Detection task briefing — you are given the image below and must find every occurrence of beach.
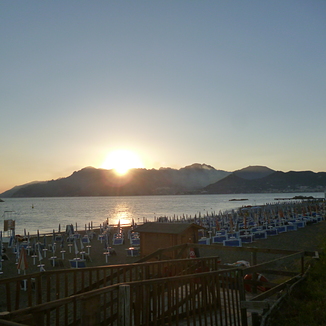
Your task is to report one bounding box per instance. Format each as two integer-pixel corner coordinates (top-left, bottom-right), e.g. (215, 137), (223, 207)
(1, 226), (141, 279)
(1, 218), (326, 280)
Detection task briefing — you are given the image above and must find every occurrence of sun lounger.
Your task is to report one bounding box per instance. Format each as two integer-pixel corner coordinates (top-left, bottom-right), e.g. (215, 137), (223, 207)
(240, 234), (254, 243)
(223, 238), (242, 247)
(130, 238), (140, 246)
(69, 259), (86, 268)
(126, 247), (140, 257)
(253, 231), (267, 240)
(286, 224), (297, 231)
(266, 228), (278, 236)
(212, 235), (227, 244)
(81, 236), (90, 243)
(198, 237), (210, 245)
(227, 232), (240, 239)
(113, 238), (124, 245)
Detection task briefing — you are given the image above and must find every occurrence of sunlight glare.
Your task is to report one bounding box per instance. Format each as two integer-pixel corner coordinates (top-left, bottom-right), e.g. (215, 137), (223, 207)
(101, 149), (144, 175)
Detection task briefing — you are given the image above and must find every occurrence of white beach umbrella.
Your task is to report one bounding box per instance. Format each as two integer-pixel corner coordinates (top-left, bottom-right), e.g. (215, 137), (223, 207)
(74, 239), (79, 257)
(17, 247), (28, 275)
(38, 243), (43, 262)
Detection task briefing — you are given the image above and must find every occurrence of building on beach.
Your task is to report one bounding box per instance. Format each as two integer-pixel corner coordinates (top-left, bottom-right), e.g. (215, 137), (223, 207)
(133, 222), (203, 259)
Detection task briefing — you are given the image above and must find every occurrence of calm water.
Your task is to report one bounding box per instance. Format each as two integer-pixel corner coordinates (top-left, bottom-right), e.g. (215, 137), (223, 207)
(0, 193), (324, 235)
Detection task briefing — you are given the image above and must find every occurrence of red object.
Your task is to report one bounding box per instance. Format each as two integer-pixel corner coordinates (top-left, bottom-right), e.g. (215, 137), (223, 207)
(244, 273), (269, 292)
(189, 248), (196, 259)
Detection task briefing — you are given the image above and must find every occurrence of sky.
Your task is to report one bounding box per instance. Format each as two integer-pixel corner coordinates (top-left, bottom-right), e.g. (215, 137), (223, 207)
(1, 1), (326, 193)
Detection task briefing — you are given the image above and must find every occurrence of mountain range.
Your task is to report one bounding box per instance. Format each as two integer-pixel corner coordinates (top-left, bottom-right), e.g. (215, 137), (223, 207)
(1, 164), (326, 198)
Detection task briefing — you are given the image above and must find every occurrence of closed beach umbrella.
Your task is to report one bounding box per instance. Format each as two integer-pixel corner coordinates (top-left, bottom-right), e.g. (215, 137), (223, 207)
(38, 244), (43, 262)
(74, 239), (79, 257)
(61, 236), (65, 249)
(17, 247), (28, 275)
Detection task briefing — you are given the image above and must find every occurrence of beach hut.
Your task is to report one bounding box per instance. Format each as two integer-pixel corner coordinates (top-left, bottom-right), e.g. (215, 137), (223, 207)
(133, 222), (203, 259)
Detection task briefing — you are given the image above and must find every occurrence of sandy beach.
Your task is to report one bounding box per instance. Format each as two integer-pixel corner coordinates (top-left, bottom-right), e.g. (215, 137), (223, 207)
(1, 226), (141, 279)
(1, 219), (326, 279)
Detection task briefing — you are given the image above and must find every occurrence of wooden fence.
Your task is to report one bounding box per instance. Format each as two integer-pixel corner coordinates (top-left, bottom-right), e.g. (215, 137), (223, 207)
(0, 256), (220, 312)
(0, 246), (317, 326)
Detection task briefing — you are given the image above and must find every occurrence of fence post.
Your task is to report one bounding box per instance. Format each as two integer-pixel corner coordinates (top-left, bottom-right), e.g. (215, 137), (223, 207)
(119, 285), (131, 326)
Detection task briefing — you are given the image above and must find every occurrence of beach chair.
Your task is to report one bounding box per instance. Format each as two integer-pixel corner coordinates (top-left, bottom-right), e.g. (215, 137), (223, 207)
(240, 234), (254, 243)
(81, 236), (90, 244)
(126, 247), (140, 257)
(286, 224), (297, 231)
(275, 226), (287, 233)
(253, 231), (267, 240)
(223, 238), (242, 247)
(130, 237), (140, 246)
(69, 259), (86, 268)
(113, 238), (124, 245)
(215, 229), (227, 236)
(198, 237), (210, 245)
(227, 232), (240, 239)
(212, 235), (227, 244)
(294, 221), (306, 228)
(266, 228), (278, 236)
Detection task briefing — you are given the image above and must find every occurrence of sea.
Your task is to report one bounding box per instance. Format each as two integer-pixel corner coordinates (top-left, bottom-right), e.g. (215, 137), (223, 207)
(0, 192), (324, 235)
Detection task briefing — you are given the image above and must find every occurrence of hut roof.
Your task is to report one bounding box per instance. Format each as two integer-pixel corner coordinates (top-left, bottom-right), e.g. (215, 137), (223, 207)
(133, 222), (203, 235)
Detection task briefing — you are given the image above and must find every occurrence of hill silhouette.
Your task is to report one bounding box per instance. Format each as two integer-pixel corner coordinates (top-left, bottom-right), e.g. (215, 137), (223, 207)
(204, 166), (326, 194)
(2, 165), (326, 198)
(3, 164), (229, 197)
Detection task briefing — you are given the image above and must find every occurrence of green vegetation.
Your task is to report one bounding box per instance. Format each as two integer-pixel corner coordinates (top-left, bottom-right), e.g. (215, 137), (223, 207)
(269, 249), (326, 325)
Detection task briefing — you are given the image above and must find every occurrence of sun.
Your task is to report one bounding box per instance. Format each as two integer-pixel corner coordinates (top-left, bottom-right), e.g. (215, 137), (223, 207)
(101, 150), (144, 175)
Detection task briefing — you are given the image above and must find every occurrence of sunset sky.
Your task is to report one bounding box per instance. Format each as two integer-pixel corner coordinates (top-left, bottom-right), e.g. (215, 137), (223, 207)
(1, 1), (326, 193)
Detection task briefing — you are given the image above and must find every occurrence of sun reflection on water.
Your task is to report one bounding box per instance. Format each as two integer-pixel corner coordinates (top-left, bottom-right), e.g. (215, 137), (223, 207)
(109, 203), (133, 226)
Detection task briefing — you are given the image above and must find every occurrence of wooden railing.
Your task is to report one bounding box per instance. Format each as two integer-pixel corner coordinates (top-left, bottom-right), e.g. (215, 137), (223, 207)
(0, 247), (317, 326)
(0, 256), (220, 313)
(1, 268), (244, 326)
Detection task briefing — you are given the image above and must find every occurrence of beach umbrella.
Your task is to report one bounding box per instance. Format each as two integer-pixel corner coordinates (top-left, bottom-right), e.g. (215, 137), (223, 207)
(80, 236), (84, 250)
(37, 230), (40, 243)
(38, 243), (43, 262)
(74, 239), (79, 257)
(17, 247), (28, 275)
(60, 236), (65, 249)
